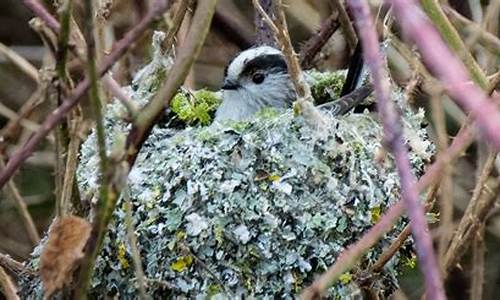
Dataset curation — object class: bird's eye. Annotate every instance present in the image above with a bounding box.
[252,73,265,84]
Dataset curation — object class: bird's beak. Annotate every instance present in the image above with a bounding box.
[221,79,240,90]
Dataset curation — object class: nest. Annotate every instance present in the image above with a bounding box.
[18,34,433,299]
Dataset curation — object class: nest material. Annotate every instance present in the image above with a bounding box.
[18,34,433,299]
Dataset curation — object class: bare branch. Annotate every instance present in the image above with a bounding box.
[0,0,171,188]
[299,13,340,70]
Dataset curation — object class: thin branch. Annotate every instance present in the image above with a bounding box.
[0,42,39,83]
[349,2,445,299]
[0,0,171,188]
[0,102,42,134]
[0,253,27,276]
[0,87,45,153]
[0,159,40,245]
[0,265,19,300]
[127,0,218,166]
[55,0,73,82]
[254,0,276,46]
[75,1,218,298]
[60,118,85,216]
[331,0,358,51]
[162,0,192,53]
[299,13,340,70]
[443,5,500,57]
[22,0,61,33]
[72,0,111,296]
[420,0,489,89]
[394,0,500,150]
[469,225,485,300]
[442,151,498,278]
[124,195,148,299]
[371,185,439,273]
[429,88,454,266]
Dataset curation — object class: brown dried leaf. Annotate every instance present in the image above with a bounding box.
[40,216,92,298]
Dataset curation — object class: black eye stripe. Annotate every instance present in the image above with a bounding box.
[240,54,288,77]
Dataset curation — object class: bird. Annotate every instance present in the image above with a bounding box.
[215,46,296,122]
[215,45,373,122]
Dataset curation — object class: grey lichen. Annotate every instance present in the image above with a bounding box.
[18,34,434,299]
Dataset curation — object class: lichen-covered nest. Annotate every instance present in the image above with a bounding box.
[19,36,433,299]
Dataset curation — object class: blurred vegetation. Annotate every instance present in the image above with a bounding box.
[0,0,499,299]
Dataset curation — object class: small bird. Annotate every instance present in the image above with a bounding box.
[215,45,372,122]
[215,46,296,121]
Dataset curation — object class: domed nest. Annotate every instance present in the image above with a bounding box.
[19,35,433,299]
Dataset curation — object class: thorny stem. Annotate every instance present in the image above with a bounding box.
[442,150,497,278]
[390,0,500,149]
[349,2,445,299]
[443,5,500,57]
[420,0,489,89]
[371,185,439,273]
[252,0,314,113]
[72,0,110,297]
[301,113,475,299]
[0,0,170,188]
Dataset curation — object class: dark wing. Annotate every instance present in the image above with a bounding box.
[319,84,373,116]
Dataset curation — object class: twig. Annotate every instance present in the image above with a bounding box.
[72,0,111,297]
[162,0,192,53]
[0,87,45,153]
[373,225,412,274]
[331,0,358,51]
[127,0,218,166]
[420,0,488,89]
[74,1,218,298]
[23,0,141,120]
[371,185,439,273]
[60,113,85,216]
[299,13,340,70]
[0,159,40,245]
[443,6,500,57]
[300,112,476,298]
[254,0,276,46]
[469,225,485,300]
[0,102,41,134]
[0,0,171,188]
[22,0,61,33]
[124,194,148,299]
[254,0,311,100]
[428,87,454,265]
[55,0,73,82]
[0,265,19,300]
[0,42,39,83]
[214,7,254,49]
[395,0,500,150]
[349,2,445,299]
[0,253,26,276]
[442,151,498,278]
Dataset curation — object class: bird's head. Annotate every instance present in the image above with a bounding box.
[215,46,296,122]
